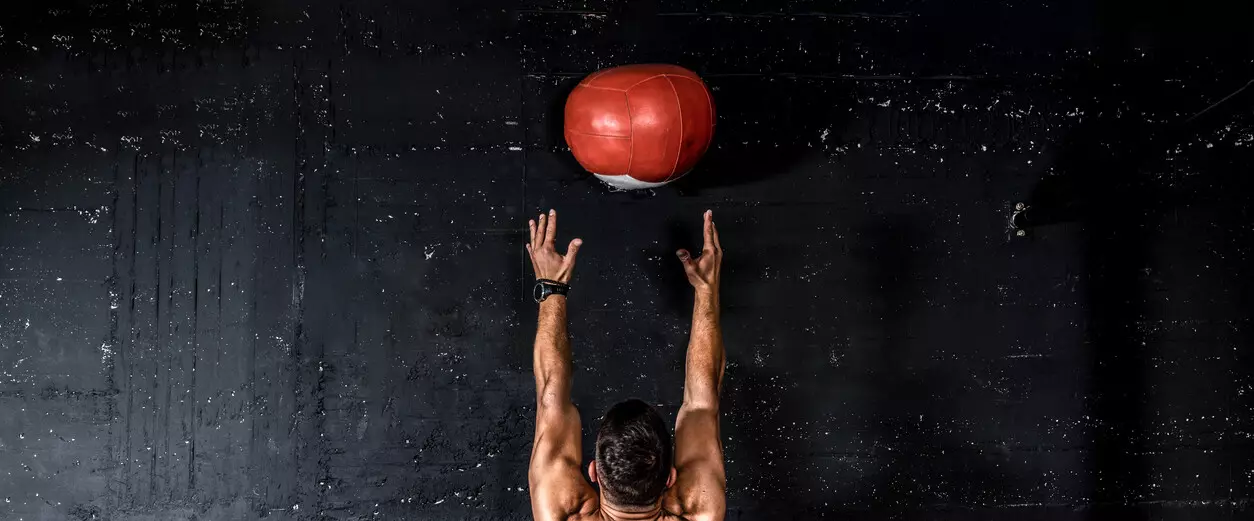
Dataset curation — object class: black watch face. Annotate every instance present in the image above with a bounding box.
[533,282,548,302]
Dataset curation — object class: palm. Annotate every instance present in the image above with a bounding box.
[527,210,582,284]
[677,210,722,290]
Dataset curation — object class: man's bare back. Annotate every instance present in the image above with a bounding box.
[524,210,727,521]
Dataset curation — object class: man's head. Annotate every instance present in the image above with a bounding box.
[589,399,675,509]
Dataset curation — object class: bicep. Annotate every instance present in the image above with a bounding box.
[670,405,726,519]
[529,403,596,520]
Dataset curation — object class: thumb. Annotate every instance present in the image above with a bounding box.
[564,239,583,264]
[676,249,696,271]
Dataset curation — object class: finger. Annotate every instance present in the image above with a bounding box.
[676,249,696,271]
[535,213,547,246]
[562,238,583,270]
[545,209,558,247]
[528,220,536,245]
[711,219,722,253]
[702,210,715,253]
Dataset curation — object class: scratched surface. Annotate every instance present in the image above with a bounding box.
[1,0,1252,519]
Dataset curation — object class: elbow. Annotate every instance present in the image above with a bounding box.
[680,397,720,413]
[682,384,722,411]
[536,386,573,412]
[534,371,572,409]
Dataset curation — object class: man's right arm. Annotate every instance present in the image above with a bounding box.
[668,211,727,521]
[525,210,597,521]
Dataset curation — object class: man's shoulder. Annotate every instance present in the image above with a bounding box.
[662,489,723,521]
[558,510,606,521]
[661,511,714,521]
[562,512,701,521]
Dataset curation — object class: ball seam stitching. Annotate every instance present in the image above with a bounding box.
[664,75,684,180]
[623,91,634,176]
[625,73,669,91]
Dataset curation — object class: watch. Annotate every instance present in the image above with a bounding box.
[533,279,570,303]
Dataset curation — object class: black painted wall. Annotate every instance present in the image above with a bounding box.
[1,1,1252,519]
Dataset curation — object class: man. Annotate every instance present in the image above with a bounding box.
[525,209,727,521]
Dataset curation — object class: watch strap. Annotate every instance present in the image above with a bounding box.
[534,279,570,302]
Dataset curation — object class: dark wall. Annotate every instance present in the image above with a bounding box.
[1,0,1251,519]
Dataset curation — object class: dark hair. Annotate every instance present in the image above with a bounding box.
[595,399,674,508]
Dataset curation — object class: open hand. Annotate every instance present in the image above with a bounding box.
[676,210,722,291]
[527,209,582,284]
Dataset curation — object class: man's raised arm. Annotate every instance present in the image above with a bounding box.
[526,210,596,521]
[667,210,728,521]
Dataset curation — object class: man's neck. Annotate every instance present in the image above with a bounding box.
[599,497,663,521]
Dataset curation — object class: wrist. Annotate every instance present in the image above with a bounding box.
[694,288,720,309]
[694,287,719,299]
[534,279,570,303]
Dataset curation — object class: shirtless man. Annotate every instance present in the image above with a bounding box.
[525,209,727,521]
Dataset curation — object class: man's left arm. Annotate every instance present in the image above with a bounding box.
[526,210,597,521]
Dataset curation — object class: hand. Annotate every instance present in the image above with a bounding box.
[676,210,722,292]
[527,209,583,284]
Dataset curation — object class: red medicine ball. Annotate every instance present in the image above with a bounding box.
[564,64,716,190]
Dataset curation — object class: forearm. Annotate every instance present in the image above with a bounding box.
[683,289,725,408]
[534,296,573,408]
